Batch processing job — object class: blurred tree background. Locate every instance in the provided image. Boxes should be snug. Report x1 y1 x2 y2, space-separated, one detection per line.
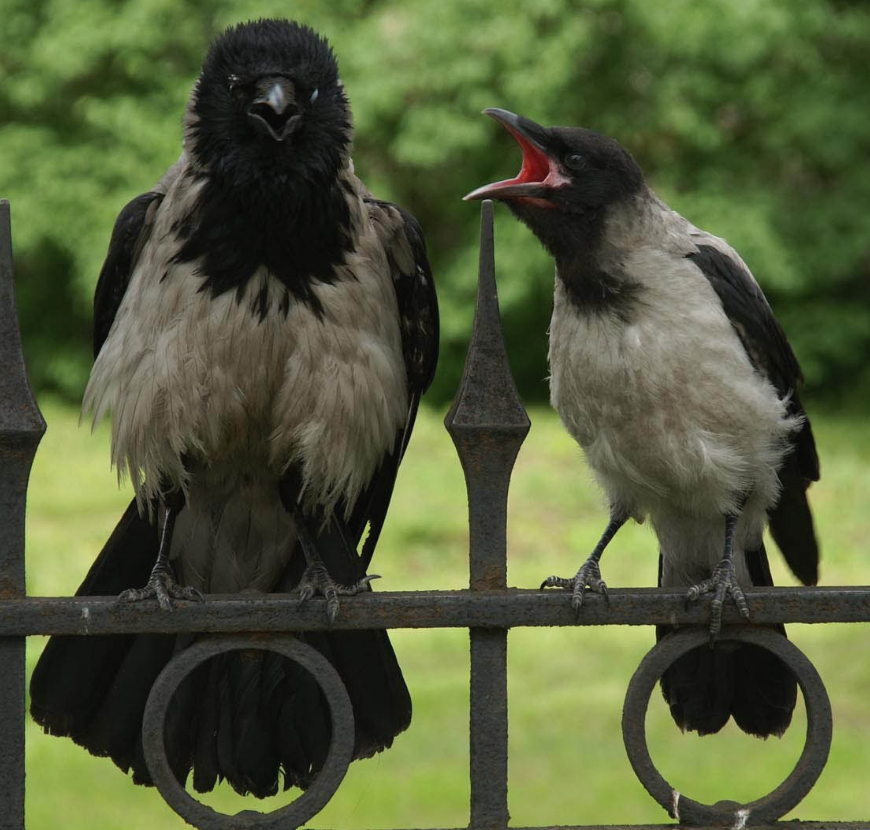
1 0 869 404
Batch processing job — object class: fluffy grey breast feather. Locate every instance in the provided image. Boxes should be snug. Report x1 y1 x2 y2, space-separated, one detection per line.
549 192 800 586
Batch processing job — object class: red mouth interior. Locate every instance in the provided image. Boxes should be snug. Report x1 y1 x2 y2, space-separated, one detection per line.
464 121 555 201
504 125 552 186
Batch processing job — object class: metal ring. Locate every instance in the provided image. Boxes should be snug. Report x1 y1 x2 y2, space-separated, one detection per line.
142 634 355 830
622 626 832 826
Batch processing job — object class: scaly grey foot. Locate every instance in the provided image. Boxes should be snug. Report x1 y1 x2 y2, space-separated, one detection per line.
298 560 380 624
685 557 751 638
118 564 203 612
541 557 609 619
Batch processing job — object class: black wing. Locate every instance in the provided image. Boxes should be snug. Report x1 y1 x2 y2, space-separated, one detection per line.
92 191 164 357
350 198 439 568
687 243 819 584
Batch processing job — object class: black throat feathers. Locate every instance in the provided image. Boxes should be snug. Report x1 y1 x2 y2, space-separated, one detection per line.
511 200 643 319
171 170 356 319
557 253 643 320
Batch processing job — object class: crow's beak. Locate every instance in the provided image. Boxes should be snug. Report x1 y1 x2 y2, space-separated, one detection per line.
248 77 302 142
464 109 567 202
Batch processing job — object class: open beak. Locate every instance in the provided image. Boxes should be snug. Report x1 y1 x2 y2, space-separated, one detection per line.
464 109 565 202
247 77 302 142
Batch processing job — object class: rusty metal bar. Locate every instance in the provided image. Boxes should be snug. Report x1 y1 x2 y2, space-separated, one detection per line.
446 202 530 830
623 628 832 826
0 637 25 830
0 199 46 830
316 825 869 830
468 628 509 830
3 586 870 636
445 201 530 593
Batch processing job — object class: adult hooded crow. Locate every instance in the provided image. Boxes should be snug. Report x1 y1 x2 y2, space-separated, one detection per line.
466 109 818 739
30 19 438 797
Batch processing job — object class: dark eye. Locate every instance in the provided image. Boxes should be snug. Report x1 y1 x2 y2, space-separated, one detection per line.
565 153 587 171
227 75 246 100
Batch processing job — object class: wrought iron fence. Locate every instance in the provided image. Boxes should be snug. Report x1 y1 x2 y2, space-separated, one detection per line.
1 197 869 829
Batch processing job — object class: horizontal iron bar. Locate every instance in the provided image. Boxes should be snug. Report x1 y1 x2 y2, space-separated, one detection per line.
311 824 867 829
3 586 870 636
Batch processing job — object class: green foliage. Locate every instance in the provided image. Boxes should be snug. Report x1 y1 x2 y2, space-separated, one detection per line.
2 0 869 400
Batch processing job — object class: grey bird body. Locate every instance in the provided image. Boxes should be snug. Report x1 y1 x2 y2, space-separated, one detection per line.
467 108 817 738
84 158 410 593
549 191 798 591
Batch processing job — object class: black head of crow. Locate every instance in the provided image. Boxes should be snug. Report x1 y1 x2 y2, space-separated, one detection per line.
190 20 351 187
465 108 643 260
468 109 819 743
173 20 361 306
30 19 438 801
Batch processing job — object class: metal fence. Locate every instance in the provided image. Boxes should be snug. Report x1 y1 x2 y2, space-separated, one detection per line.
1 197 868 829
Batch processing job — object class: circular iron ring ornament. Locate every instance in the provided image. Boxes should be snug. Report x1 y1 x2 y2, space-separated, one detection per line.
142 635 355 830
622 626 832 826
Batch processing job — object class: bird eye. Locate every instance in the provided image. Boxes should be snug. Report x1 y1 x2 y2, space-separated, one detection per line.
565 153 587 171
310 88 319 103
227 75 246 100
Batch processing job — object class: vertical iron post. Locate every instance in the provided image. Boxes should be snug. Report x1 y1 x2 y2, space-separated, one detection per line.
446 201 530 830
0 200 46 830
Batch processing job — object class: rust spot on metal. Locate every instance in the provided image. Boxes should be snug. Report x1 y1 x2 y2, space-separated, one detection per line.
0 578 21 600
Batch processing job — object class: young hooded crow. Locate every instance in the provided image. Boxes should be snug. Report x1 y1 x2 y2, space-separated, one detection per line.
30 19 438 796
466 108 818 739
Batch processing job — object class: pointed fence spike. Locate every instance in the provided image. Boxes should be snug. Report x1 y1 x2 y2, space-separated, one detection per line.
445 200 530 592
0 199 45 830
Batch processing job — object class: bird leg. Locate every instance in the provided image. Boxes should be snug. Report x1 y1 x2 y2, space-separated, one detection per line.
118 492 203 611
293 506 380 624
541 508 627 619
685 512 751 639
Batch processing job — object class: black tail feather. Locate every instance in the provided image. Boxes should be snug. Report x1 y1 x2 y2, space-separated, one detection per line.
657 632 734 736
79 633 176 769
226 651 281 797
274 666 324 790
30 500 158 738
731 637 796 738
769 477 819 586
658 542 797 738
192 659 221 793
30 497 411 797
162 638 212 788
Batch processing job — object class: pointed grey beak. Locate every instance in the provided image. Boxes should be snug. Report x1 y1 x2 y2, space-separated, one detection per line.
263 82 289 115
482 108 549 150
247 77 300 142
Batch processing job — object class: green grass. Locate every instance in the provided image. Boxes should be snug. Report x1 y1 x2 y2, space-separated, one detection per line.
22 398 870 828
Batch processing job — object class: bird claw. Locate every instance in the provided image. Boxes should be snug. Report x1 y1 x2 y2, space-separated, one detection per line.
541 558 609 620
685 557 751 638
297 562 380 624
118 567 203 612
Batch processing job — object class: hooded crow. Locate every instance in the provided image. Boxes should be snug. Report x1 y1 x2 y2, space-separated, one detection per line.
466 108 818 739
30 19 438 796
